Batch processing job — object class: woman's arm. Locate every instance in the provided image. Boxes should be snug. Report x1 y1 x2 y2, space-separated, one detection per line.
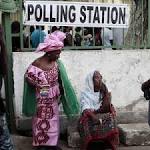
58 69 64 96
99 93 111 113
25 65 41 87
98 83 111 113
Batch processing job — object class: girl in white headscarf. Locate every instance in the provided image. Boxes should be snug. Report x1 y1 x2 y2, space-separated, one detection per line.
78 70 119 150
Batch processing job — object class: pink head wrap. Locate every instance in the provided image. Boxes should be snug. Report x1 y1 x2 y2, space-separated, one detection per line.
36 30 66 52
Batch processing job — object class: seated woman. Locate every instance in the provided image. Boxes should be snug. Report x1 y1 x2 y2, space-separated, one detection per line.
78 71 119 150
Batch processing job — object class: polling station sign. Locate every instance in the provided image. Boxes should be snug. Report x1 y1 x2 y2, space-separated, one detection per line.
23 0 130 28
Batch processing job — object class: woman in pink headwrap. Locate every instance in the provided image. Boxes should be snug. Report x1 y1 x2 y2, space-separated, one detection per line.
25 31 66 150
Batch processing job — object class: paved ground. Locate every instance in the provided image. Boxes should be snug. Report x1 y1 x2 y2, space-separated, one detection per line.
12 135 150 150
117 146 150 150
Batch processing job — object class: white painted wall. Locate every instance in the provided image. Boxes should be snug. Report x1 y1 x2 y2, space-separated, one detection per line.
13 50 149 117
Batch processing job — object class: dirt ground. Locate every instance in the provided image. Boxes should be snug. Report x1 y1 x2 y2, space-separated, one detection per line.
12 135 150 150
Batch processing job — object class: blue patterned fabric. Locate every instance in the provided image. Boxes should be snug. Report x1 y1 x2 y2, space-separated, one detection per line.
0 114 14 150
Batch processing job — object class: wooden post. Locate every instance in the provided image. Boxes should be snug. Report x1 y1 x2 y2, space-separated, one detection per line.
148 0 150 48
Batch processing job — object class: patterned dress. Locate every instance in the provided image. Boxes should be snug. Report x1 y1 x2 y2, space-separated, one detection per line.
25 63 60 146
78 106 119 150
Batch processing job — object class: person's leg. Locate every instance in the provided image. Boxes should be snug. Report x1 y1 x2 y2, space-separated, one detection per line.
107 140 117 150
148 101 150 126
0 74 3 97
0 114 14 150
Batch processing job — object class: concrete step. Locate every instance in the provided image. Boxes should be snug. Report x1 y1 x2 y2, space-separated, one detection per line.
118 123 150 146
67 126 80 148
16 111 148 131
67 123 150 148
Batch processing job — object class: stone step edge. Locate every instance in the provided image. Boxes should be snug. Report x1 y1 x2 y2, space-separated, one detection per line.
67 123 150 148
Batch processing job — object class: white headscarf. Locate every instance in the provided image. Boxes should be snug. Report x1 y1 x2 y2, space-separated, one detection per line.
80 71 102 113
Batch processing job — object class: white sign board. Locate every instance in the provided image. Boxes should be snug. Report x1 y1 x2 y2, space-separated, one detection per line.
23 0 130 28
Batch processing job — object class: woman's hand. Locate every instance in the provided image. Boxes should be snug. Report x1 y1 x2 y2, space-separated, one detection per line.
83 109 99 123
90 113 99 123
